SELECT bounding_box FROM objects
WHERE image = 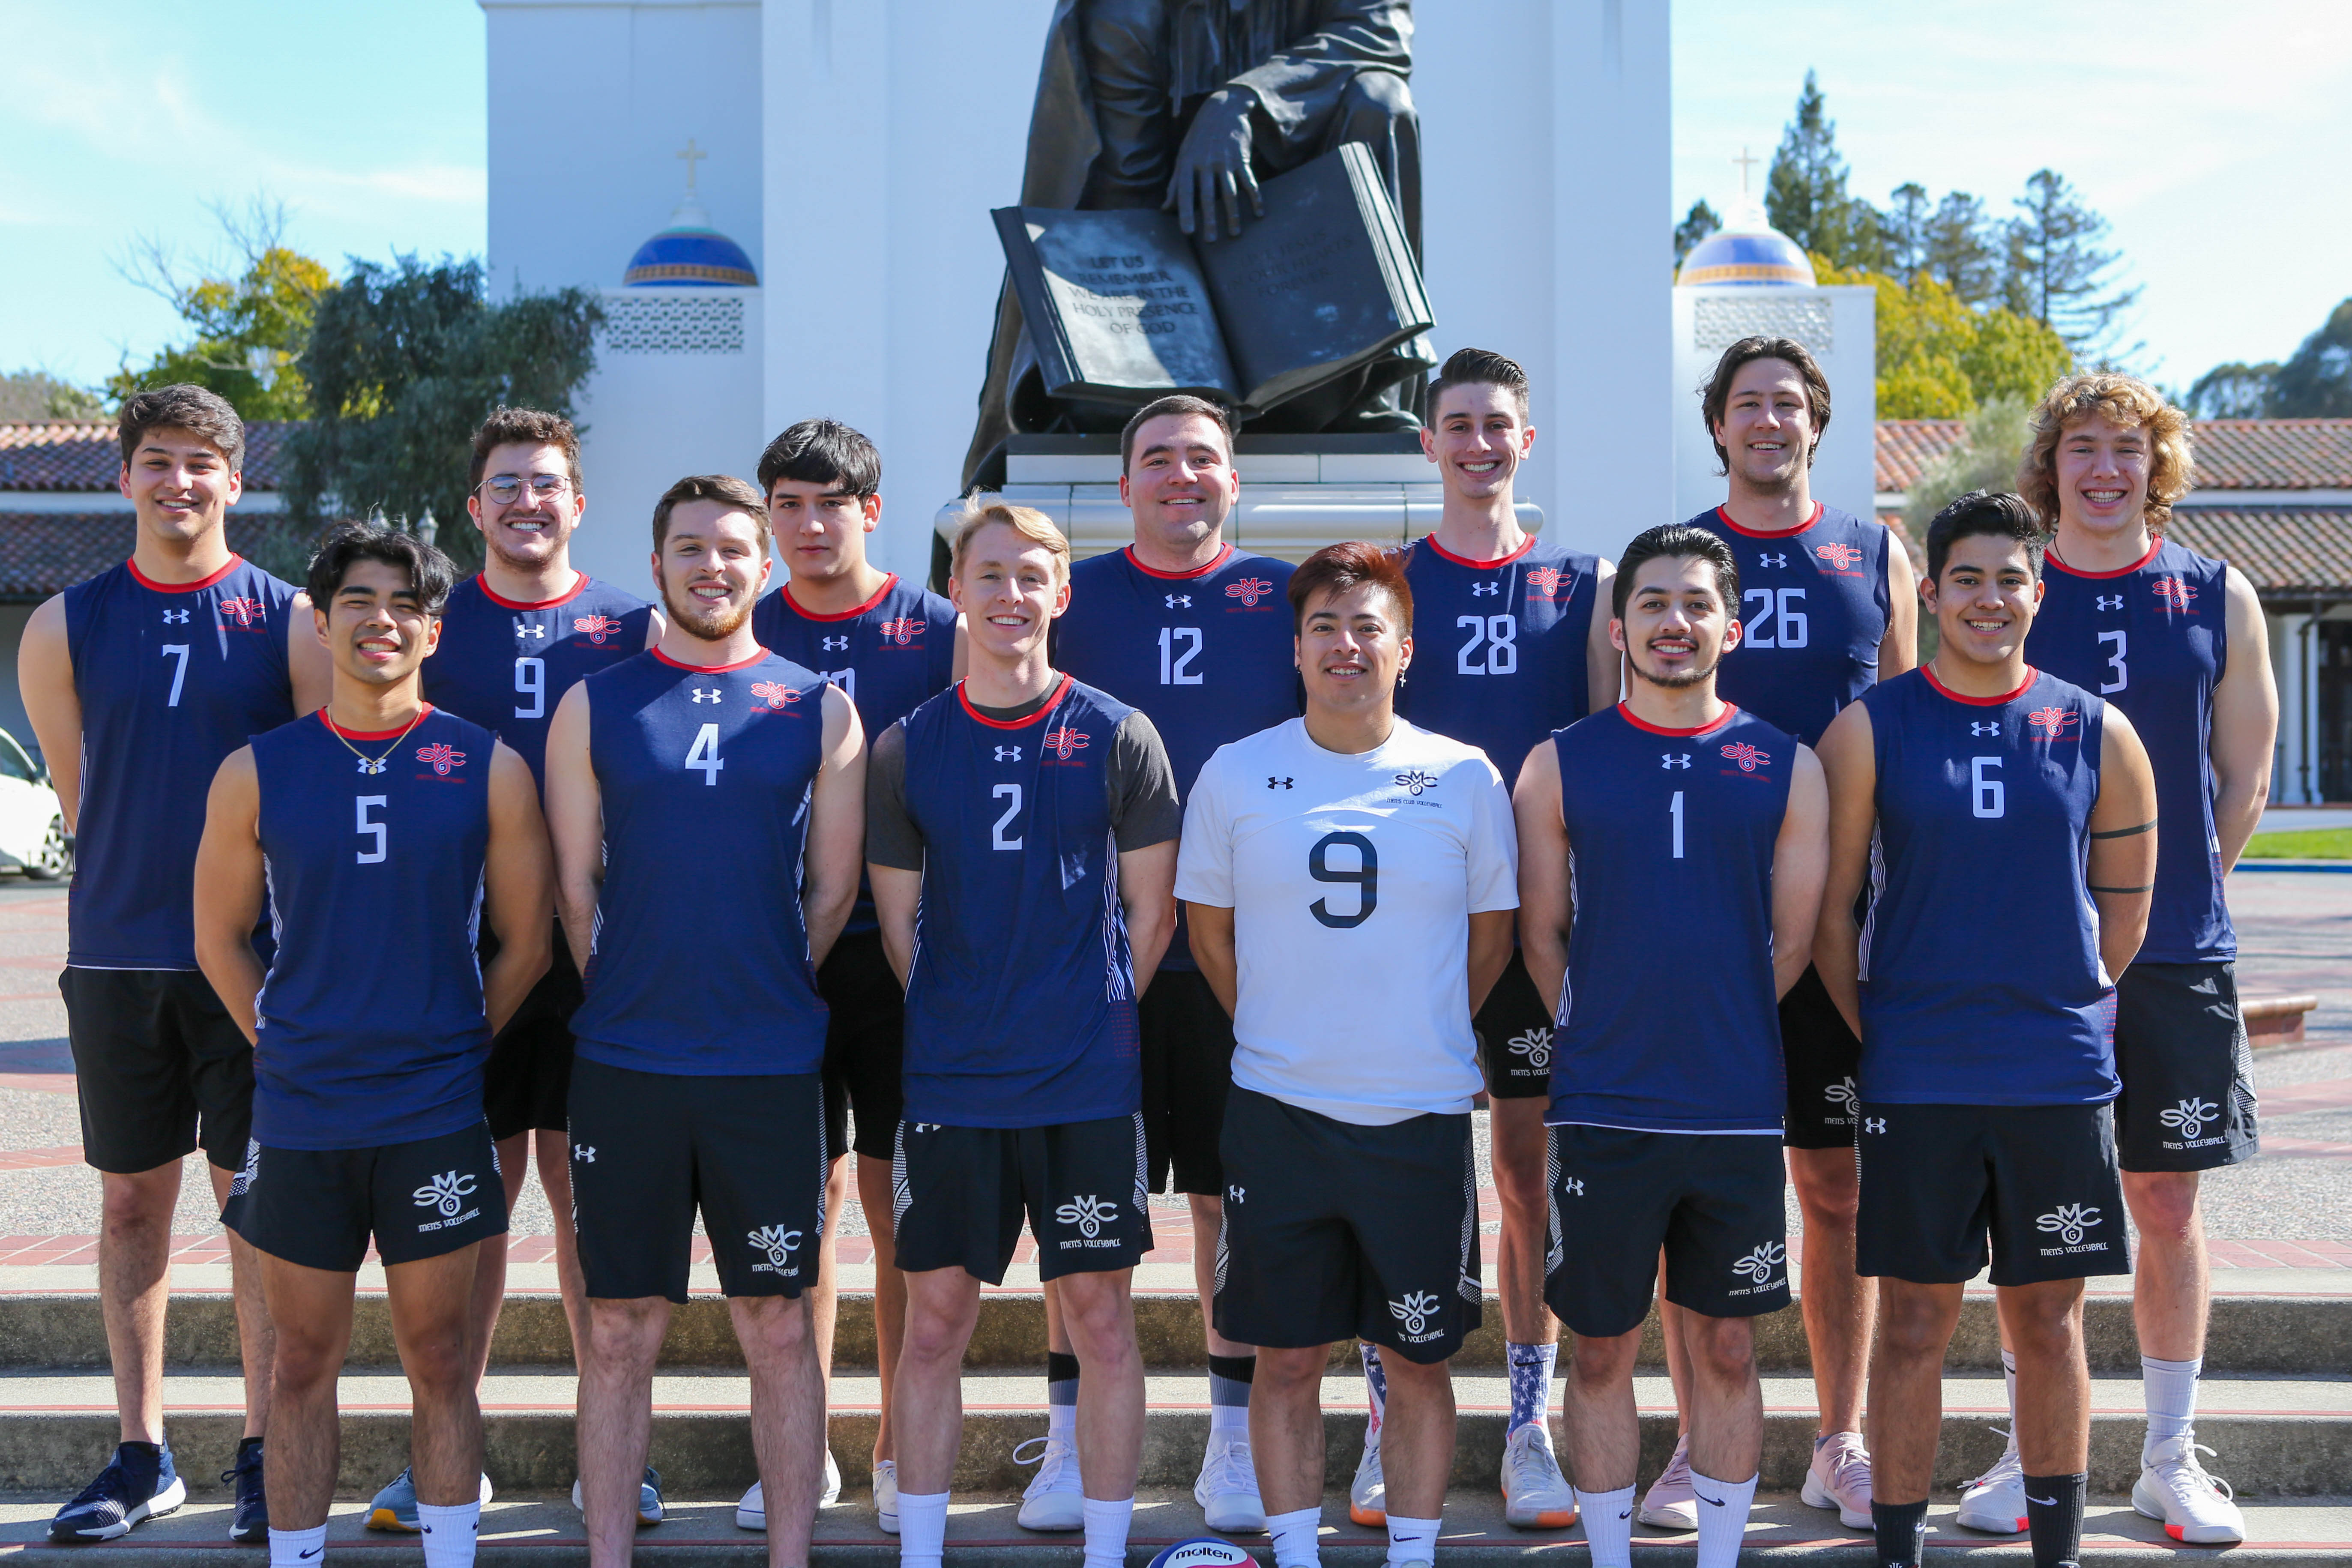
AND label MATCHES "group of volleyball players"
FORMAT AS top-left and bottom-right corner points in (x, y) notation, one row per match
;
(29, 338), (2272, 1568)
